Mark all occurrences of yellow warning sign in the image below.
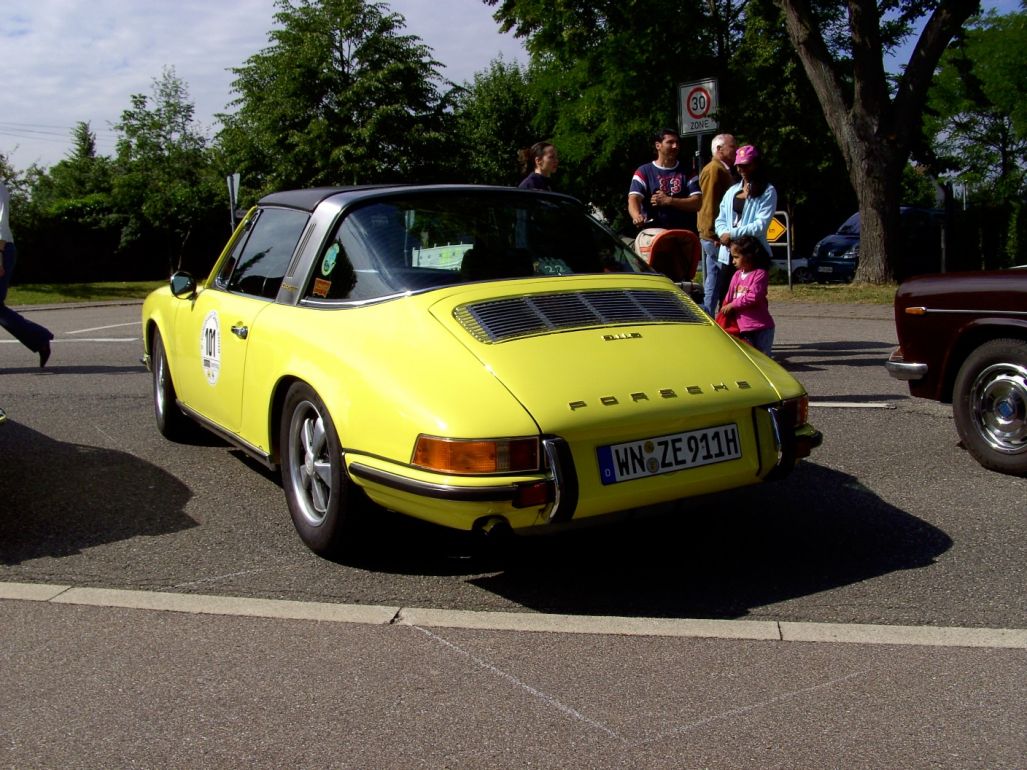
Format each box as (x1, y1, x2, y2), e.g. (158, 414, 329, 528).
(767, 216, 787, 243)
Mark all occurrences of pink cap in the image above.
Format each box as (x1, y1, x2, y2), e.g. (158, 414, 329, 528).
(735, 145, 760, 165)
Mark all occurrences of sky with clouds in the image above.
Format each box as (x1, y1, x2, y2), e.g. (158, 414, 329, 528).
(1, 0, 528, 170)
(2, 1, 1020, 172)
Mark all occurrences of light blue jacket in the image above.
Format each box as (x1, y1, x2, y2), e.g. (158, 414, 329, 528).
(714, 181, 778, 264)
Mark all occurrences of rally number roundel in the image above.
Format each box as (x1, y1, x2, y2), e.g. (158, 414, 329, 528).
(201, 310, 221, 385)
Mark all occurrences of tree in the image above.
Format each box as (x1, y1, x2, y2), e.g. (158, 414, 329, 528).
(16, 122, 121, 282)
(923, 10, 1027, 267)
(113, 67, 222, 274)
(775, 0, 981, 282)
(485, 0, 714, 224)
(218, 0, 451, 194)
(450, 59, 539, 186)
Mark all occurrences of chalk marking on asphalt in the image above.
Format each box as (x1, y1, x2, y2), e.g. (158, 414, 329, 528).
(68, 322, 139, 335)
(0, 337, 138, 343)
(171, 566, 309, 590)
(1, 582, 1024, 649)
(409, 623, 621, 740)
(636, 670, 867, 745)
(810, 402, 896, 409)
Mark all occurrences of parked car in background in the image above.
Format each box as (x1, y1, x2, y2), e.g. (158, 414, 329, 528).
(808, 207, 945, 282)
(143, 185, 821, 557)
(770, 256, 811, 284)
(886, 268, 1027, 475)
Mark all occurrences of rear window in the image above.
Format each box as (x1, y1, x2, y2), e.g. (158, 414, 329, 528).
(301, 192, 650, 303)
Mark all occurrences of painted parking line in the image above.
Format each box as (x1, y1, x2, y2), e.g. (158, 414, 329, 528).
(67, 321, 140, 335)
(810, 402, 896, 409)
(1, 582, 1023, 649)
(0, 337, 138, 343)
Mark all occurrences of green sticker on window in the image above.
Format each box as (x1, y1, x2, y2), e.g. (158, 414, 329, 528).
(321, 243, 339, 276)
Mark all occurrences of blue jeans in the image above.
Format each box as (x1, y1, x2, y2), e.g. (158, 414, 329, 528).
(740, 326, 775, 357)
(701, 239, 729, 316)
(0, 242, 53, 355)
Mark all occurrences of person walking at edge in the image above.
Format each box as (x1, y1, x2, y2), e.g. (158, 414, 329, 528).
(698, 133, 737, 316)
(0, 179, 53, 367)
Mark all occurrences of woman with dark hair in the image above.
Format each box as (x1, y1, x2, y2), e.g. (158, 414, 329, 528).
(714, 144, 777, 261)
(518, 142, 559, 190)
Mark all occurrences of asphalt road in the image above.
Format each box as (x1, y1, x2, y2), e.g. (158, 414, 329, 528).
(1, 299, 1024, 768)
(1, 300, 1024, 628)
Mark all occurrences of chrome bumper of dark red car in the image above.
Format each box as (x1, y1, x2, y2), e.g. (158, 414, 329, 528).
(885, 348, 928, 381)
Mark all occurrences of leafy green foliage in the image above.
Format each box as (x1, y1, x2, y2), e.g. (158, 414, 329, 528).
(486, 0, 715, 227)
(450, 59, 539, 185)
(113, 68, 224, 274)
(218, 0, 450, 195)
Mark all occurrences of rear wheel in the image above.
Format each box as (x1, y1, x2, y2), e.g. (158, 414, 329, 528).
(280, 382, 368, 556)
(952, 338, 1027, 476)
(152, 328, 191, 440)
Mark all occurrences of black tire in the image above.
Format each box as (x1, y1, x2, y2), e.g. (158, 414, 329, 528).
(952, 338, 1027, 476)
(792, 266, 813, 284)
(280, 382, 368, 556)
(152, 328, 192, 440)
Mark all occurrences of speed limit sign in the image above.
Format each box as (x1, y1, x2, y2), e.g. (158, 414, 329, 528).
(678, 78, 719, 136)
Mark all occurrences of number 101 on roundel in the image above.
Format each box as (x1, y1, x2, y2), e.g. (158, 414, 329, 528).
(596, 423, 742, 484)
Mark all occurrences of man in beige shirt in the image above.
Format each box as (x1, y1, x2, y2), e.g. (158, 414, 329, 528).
(698, 134, 737, 315)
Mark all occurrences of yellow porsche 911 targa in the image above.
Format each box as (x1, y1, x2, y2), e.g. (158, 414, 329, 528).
(142, 185, 821, 556)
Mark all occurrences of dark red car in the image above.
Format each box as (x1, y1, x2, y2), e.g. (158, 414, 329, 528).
(886, 268, 1027, 476)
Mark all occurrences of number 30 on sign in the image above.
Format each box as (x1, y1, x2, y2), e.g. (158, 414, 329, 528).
(678, 78, 719, 137)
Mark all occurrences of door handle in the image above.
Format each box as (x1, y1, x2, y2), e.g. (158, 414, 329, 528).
(231, 324, 249, 339)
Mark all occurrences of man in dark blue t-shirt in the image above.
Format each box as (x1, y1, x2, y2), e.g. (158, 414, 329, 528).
(627, 127, 701, 231)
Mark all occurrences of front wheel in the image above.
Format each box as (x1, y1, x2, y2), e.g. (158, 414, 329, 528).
(280, 382, 368, 556)
(952, 338, 1027, 476)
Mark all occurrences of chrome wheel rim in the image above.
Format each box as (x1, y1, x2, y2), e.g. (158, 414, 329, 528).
(154, 346, 168, 418)
(969, 362, 1027, 455)
(287, 399, 333, 526)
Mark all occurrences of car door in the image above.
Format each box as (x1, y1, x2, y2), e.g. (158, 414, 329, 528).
(172, 206, 310, 434)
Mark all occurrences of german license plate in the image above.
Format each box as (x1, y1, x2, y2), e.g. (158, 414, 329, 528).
(817, 266, 834, 273)
(596, 424, 742, 485)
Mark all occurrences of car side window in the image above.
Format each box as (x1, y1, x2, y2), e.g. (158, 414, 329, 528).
(221, 207, 309, 299)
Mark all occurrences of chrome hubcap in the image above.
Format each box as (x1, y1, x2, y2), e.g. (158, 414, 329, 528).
(289, 400, 333, 526)
(970, 363, 1027, 454)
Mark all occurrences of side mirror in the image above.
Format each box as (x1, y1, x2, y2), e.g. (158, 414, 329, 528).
(169, 271, 197, 298)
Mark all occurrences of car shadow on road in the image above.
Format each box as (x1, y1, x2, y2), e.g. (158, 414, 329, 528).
(0, 421, 196, 566)
(774, 340, 895, 371)
(346, 460, 951, 619)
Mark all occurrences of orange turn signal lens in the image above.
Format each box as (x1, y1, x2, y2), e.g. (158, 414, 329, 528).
(412, 436, 541, 474)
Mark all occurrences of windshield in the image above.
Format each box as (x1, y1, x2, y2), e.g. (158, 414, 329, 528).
(302, 192, 651, 302)
(836, 212, 861, 236)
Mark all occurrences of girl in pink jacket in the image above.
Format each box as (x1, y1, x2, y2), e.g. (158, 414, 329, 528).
(720, 235, 775, 355)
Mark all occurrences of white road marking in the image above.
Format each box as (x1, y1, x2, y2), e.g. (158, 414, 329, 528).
(68, 321, 140, 335)
(0, 337, 138, 343)
(1, 582, 1023, 650)
(411, 624, 621, 739)
(811, 402, 896, 409)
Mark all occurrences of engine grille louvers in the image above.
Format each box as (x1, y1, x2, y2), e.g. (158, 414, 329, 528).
(454, 289, 704, 343)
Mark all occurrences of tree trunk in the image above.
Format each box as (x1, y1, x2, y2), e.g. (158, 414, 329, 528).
(849, 142, 902, 283)
(775, 0, 982, 284)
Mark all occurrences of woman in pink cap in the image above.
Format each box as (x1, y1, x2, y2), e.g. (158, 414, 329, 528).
(713, 144, 777, 262)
